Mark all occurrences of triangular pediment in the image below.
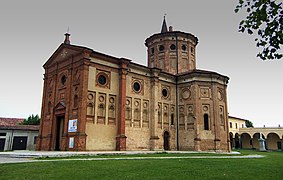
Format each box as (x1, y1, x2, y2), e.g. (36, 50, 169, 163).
(43, 44, 92, 68)
(54, 101, 66, 111)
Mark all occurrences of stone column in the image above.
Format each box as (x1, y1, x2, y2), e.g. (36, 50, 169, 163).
(116, 59, 130, 151)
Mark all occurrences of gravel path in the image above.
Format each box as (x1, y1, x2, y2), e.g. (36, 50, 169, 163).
(0, 154, 264, 164)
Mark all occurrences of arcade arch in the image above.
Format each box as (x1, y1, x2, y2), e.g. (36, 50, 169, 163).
(241, 133, 252, 149)
(266, 133, 281, 150)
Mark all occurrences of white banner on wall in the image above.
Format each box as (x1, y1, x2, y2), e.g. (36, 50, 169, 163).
(68, 119, 77, 132)
(69, 137, 74, 148)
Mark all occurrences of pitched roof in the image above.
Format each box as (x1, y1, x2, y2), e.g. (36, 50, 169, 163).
(0, 117, 39, 131)
(0, 117, 24, 126)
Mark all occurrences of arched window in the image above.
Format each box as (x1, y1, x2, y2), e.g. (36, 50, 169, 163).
(204, 114, 209, 130)
(87, 103, 94, 116)
(126, 107, 131, 120)
(98, 103, 105, 117)
(109, 105, 115, 118)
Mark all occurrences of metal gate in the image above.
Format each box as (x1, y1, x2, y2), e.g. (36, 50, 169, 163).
(12, 136, 27, 150)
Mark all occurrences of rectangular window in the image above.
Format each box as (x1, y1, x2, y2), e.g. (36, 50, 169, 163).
(236, 123, 238, 129)
(0, 133, 6, 136)
(204, 114, 209, 130)
(229, 122, 232, 128)
(171, 114, 174, 125)
(34, 136, 37, 144)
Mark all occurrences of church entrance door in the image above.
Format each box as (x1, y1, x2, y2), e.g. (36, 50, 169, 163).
(55, 116, 64, 151)
(163, 131, 170, 150)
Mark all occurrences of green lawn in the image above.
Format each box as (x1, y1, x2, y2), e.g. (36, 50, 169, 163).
(0, 150, 282, 180)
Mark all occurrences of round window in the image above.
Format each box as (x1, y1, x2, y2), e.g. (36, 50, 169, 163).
(61, 75, 67, 85)
(170, 44, 176, 50)
(159, 45, 164, 51)
(182, 45, 187, 51)
(162, 88, 168, 98)
(133, 81, 141, 93)
(98, 74, 107, 85)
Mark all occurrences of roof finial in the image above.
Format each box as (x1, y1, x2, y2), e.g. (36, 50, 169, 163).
(161, 14, 168, 33)
(64, 27, 70, 45)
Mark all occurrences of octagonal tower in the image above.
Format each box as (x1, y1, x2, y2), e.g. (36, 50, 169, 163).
(145, 17, 198, 75)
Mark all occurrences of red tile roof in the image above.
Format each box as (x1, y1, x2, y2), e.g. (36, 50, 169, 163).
(0, 117, 39, 131)
(0, 117, 24, 126)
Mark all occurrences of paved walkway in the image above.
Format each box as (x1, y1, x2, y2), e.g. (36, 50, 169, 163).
(0, 151, 264, 164)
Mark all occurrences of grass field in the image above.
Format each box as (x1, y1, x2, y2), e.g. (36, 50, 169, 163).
(0, 150, 282, 180)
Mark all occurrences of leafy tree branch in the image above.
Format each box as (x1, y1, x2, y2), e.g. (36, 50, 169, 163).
(235, 0, 283, 60)
(20, 114, 40, 125)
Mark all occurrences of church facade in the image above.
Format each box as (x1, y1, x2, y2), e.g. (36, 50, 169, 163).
(37, 19, 230, 151)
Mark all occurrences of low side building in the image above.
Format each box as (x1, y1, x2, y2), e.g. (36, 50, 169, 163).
(228, 116, 283, 151)
(0, 118, 39, 151)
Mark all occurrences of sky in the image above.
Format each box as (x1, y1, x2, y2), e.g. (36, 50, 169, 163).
(0, 0, 282, 127)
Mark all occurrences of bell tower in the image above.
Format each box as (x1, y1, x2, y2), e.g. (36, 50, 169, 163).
(145, 17, 198, 75)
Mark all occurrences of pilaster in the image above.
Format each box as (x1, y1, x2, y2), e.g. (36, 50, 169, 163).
(75, 56, 91, 150)
(116, 58, 130, 150)
(149, 68, 161, 150)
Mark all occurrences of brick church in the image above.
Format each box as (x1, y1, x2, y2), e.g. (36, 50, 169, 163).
(37, 18, 230, 152)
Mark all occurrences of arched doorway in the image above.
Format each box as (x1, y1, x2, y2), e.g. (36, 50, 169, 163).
(163, 131, 170, 150)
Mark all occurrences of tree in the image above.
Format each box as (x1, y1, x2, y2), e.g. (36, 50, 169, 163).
(20, 114, 40, 125)
(245, 119, 254, 128)
(235, 0, 283, 60)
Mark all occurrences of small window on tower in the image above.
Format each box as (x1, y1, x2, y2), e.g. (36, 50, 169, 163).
(182, 45, 187, 51)
(191, 47, 194, 53)
(151, 48, 154, 54)
(159, 45, 164, 52)
(170, 44, 176, 50)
